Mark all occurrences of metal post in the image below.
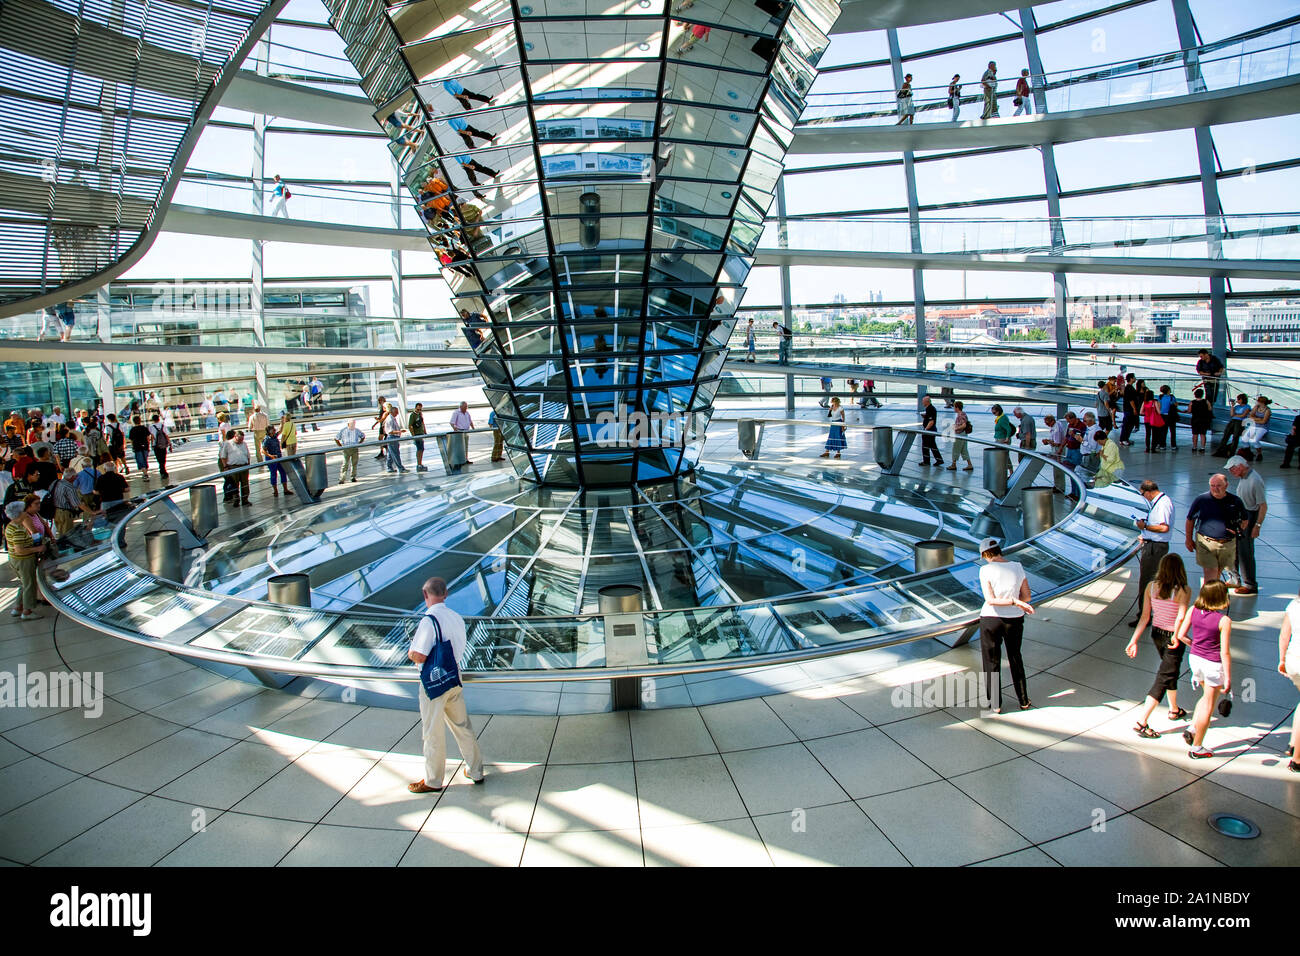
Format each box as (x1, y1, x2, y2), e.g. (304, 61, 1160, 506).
(873, 426, 895, 468)
(737, 419, 759, 458)
(1022, 486, 1055, 537)
(145, 529, 182, 582)
(305, 452, 328, 497)
(913, 539, 955, 572)
(190, 484, 218, 537)
(983, 447, 1009, 498)
(600, 585, 646, 710)
(267, 573, 311, 607)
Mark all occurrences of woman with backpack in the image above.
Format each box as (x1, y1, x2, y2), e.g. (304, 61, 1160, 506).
(105, 414, 128, 475)
(946, 400, 974, 471)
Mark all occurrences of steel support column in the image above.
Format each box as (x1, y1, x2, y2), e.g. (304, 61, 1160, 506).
(251, 34, 271, 411)
(887, 29, 927, 404)
(1172, 0, 1229, 404)
(777, 177, 795, 415)
(1019, 8, 1070, 391)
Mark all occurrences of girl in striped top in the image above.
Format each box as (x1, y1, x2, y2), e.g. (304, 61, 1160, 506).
(1126, 553, 1191, 739)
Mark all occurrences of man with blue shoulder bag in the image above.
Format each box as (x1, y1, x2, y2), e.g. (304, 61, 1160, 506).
(407, 577, 486, 793)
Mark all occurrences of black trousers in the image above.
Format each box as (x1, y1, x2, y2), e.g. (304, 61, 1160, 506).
(154, 447, 169, 480)
(1214, 420, 1244, 456)
(1284, 434, 1298, 467)
(1236, 510, 1259, 588)
(1137, 540, 1168, 607)
(921, 431, 943, 463)
(1120, 411, 1138, 443)
(1146, 626, 1185, 702)
(980, 615, 1028, 710)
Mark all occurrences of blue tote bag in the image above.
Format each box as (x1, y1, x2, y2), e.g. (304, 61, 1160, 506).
(419, 613, 462, 700)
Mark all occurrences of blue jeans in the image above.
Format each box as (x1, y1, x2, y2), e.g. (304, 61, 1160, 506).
(133, 448, 148, 471)
(386, 441, 406, 472)
(205, 415, 218, 440)
(268, 461, 285, 488)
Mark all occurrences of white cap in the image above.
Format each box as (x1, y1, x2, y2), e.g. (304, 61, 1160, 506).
(1224, 455, 1249, 470)
(978, 537, 1000, 553)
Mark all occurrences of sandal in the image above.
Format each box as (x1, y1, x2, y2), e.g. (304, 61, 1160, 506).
(407, 779, 444, 793)
(1168, 708, 1189, 721)
(1134, 722, 1159, 739)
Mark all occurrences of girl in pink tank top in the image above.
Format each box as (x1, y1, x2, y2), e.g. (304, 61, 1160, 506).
(1126, 553, 1191, 739)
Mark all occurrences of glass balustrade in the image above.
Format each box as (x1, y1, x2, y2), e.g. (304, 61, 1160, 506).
(800, 25, 1300, 127)
(41, 424, 1146, 681)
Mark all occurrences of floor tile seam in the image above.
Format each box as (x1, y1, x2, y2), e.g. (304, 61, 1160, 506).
(49, 614, 217, 719)
(506, 706, 566, 869)
(1018, 746, 1235, 866)
(684, 700, 781, 865)
(0, 731, 246, 819)
(38, 717, 240, 785)
(21, 792, 150, 867)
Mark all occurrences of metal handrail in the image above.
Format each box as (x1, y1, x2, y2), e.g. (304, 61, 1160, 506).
(39, 421, 1143, 682)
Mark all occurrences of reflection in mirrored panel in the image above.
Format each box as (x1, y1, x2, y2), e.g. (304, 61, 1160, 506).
(323, 0, 838, 486)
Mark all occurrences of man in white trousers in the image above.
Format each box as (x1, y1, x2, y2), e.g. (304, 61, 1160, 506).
(407, 577, 485, 792)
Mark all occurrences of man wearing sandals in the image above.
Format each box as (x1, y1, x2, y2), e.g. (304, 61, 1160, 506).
(407, 577, 485, 793)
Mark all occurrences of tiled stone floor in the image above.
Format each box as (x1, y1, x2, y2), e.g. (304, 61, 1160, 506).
(0, 401, 1295, 865)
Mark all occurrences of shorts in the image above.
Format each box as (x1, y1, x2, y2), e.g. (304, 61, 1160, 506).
(1194, 534, 1235, 572)
(1189, 653, 1224, 690)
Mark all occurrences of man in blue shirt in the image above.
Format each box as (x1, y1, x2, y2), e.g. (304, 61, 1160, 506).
(445, 115, 495, 149)
(1184, 473, 1249, 586)
(443, 78, 493, 110)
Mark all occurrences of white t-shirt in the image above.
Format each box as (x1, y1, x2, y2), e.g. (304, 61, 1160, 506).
(1286, 599, 1300, 676)
(979, 560, 1027, 619)
(410, 602, 468, 668)
(1143, 493, 1175, 543)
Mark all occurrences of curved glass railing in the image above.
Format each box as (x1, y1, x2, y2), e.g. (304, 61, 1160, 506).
(800, 24, 1300, 127)
(41, 425, 1145, 682)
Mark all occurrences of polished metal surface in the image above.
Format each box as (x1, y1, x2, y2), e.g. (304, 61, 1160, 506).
(267, 573, 312, 608)
(913, 539, 955, 574)
(1021, 487, 1056, 538)
(145, 530, 182, 583)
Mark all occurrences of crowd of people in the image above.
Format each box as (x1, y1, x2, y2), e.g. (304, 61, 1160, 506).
(806, 361, 1296, 768)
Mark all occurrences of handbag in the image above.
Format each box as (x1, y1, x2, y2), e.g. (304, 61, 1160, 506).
(418, 612, 462, 700)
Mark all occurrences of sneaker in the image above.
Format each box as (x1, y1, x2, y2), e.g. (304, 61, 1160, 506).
(8, 608, 21, 617)
(20, 612, 40, 621)
(1233, 586, 1257, 596)
(1188, 747, 1215, 759)
(416, 465, 429, 472)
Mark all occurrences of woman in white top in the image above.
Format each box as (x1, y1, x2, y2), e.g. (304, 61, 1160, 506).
(1242, 395, 1271, 461)
(977, 537, 1033, 712)
(896, 74, 915, 125)
(1279, 588, 1300, 773)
